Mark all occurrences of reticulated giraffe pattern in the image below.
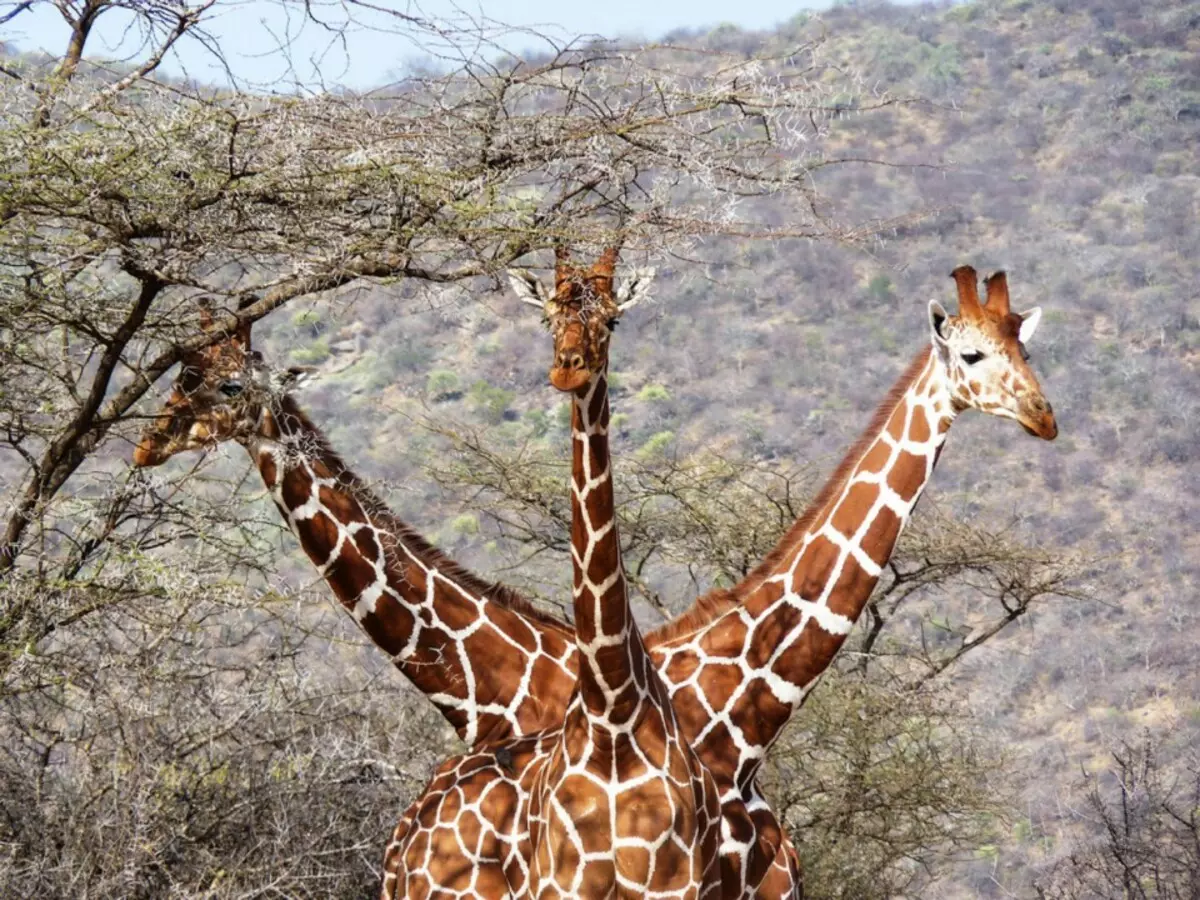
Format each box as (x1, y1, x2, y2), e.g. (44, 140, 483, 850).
(526, 367, 721, 899)
(133, 266, 1056, 900)
(646, 265, 1057, 811)
(132, 311, 579, 749)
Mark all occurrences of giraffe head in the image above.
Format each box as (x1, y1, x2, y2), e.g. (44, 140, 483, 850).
(508, 246, 654, 393)
(132, 305, 295, 467)
(928, 266, 1057, 440)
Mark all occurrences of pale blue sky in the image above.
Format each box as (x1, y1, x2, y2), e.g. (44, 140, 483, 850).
(4, 0, 925, 91)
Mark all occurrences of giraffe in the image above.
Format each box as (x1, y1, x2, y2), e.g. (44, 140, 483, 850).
(383, 248, 723, 899)
(520, 247, 722, 899)
(643, 265, 1057, 853)
(130, 304, 580, 750)
(382, 249, 796, 900)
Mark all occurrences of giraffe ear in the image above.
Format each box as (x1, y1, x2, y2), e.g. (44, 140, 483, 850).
(616, 268, 656, 312)
(507, 269, 550, 310)
(928, 300, 950, 344)
(1017, 307, 1042, 343)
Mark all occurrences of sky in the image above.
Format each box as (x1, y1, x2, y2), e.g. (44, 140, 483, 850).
(3, 0, 925, 91)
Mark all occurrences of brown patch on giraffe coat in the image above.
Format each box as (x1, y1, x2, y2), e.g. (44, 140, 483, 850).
(587, 385, 607, 424)
(744, 594, 798, 671)
(615, 785, 675, 841)
(456, 810, 483, 856)
(794, 534, 841, 602)
(662, 649, 700, 684)
(631, 708, 668, 769)
(474, 858, 509, 896)
(279, 472, 310, 510)
(692, 722, 738, 787)
(742, 577, 785, 624)
(257, 453, 277, 488)
(696, 661, 741, 714)
(576, 859, 616, 896)
(771, 626, 845, 693)
(825, 561, 878, 621)
(886, 451, 929, 503)
(367, 598, 417, 660)
(563, 722, 590, 762)
(318, 485, 360, 525)
(353, 526, 381, 564)
(729, 682, 793, 748)
(861, 504, 903, 569)
(427, 827, 471, 885)
(829, 481, 878, 537)
(601, 673, 643, 727)
(293, 510, 340, 561)
(857, 438, 892, 479)
(586, 434, 609, 471)
(431, 582, 482, 633)
(321, 539, 376, 606)
(479, 776, 518, 834)
(908, 411, 931, 443)
(483, 604, 539, 653)
(885, 403, 907, 441)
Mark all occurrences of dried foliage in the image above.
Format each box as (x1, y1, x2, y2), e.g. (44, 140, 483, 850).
(1036, 733, 1200, 900)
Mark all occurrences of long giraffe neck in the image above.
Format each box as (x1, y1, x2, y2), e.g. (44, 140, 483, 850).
(569, 372, 650, 724)
(655, 346, 958, 791)
(248, 395, 577, 747)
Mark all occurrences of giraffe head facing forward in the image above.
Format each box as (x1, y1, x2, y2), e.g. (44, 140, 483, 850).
(509, 246, 654, 393)
(132, 306, 295, 467)
(929, 266, 1056, 440)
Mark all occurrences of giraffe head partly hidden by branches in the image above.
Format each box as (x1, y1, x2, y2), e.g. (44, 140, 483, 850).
(508, 246, 654, 393)
(132, 304, 300, 467)
(930, 265, 1057, 440)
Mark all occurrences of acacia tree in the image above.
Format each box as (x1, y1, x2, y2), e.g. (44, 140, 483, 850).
(0, 1, 920, 894)
(1037, 733, 1200, 900)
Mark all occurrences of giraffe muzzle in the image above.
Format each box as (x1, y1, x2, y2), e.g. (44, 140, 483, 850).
(549, 354, 591, 392)
(1019, 398, 1057, 441)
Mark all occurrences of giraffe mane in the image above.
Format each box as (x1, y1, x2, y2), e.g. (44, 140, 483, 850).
(646, 345, 934, 646)
(277, 397, 575, 636)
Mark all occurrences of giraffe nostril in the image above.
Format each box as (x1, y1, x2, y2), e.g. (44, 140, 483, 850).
(570, 354, 586, 371)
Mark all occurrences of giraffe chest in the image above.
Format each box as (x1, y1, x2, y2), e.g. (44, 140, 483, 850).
(527, 702, 723, 898)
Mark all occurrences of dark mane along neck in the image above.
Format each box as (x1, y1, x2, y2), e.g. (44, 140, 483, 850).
(268, 395, 573, 635)
(647, 344, 935, 646)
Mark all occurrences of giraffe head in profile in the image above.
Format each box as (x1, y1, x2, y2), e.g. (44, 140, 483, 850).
(132, 306, 297, 467)
(929, 265, 1057, 440)
(508, 246, 654, 393)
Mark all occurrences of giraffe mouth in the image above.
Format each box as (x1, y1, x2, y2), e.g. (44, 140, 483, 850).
(549, 366, 592, 393)
(1019, 412, 1058, 441)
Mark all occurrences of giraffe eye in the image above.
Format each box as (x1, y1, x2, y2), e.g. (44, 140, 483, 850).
(960, 351, 985, 365)
(607, 317, 619, 330)
(219, 381, 244, 397)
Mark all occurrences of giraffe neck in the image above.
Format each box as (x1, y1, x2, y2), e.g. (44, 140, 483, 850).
(569, 372, 647, 724)
(245, 395, 576, 747)
(655, 346, 958, 790)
